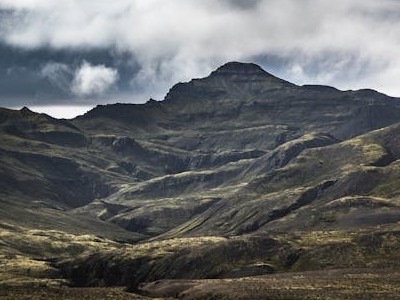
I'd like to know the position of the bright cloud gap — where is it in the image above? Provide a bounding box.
[13,105,94,119]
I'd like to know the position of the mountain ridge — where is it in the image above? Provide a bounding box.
[2,61,400,299]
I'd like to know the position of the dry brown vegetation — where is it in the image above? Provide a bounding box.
[139,269,400,300]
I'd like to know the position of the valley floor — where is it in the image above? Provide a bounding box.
[0,287,154,300]
[139,269,400,300]
[1,269,400,300]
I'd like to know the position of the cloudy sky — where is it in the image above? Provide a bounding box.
[0,0,400,118]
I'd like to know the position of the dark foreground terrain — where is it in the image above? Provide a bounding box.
[2,62,400,298]
[2,270,400,300]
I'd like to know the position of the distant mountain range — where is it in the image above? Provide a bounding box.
[2,62,400,299]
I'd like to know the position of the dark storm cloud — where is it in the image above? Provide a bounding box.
[1,0,400,110]
[0,42,140,105]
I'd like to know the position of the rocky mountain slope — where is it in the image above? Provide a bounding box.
[2,62,400,299]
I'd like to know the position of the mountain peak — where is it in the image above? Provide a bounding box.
[19,106,38,117]
[164,62,296,102]
[211,61,267,76]
[208,61,295,88]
